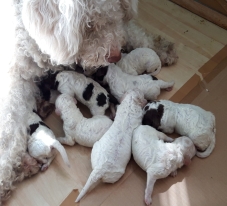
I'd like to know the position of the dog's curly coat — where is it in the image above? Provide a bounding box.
[0,0,178,203]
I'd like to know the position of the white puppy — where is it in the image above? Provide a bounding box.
[55,94,113,147]
[142,100,216,158]
[132,125,196,205]
[116,48,162,76]
[27,111,70,171]
[92,64,174,102]
[55,71,118,116]
[75,89,147,202]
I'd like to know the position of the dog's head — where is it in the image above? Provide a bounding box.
[28,126,70,167]
[174,136,196,166]
[22,0,138,70]
[142,101,164,130]
[121,89,147,108]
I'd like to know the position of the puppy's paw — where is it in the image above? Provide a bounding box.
[145,196,152,205]
[165,86,173,92]
[170,170,177,177]
[41,164,49,172]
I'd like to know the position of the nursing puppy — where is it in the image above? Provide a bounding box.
[132,125,196,205]
[92,64,174,102]
[116,48,162,76]
[27,111,70,171]
[142,100,216,158]
[55,71,119,116]
[55,94,113,147]
[75,89,147,202]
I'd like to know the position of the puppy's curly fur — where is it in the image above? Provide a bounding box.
[0,0,178,203]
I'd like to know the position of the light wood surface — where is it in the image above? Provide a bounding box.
[5,0,227,205]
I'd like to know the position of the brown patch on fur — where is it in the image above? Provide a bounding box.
[142,104,164,130]
[36,99,55,119]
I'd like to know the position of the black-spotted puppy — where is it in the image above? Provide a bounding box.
[132,125,196,205]
[55,71,118,116]
[142,100,216,158]
[27,111,70,171]
[92,64,174,102]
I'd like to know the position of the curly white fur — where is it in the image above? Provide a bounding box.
[75,89,147,202]
[1,0,178,203]
[132,125,196,205]
[116,48,162,76]
[27,111,70,171]
[56,71,111,116]
[142,100,216,158]
[55,94,113,147]
[95,64,174,102]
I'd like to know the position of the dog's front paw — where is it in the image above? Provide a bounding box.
[41,164,49,172]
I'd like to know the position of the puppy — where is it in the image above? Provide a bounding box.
[116,48,162,76]
[132,125,196,205]
[55,94,113,147]
[27,110,70,171]
[142,100,216,158]
[75,89,147,202]
[92,64,174,102]
[55,71,119,116]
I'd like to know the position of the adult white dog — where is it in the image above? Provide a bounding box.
[142,100,216,158]
[0,0,178,203]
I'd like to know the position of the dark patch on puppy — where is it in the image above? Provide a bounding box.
[108,94,119,105]
[29,123,39,135]
[151,75,158,80]
[142,104,164,130]
[39,121,50,130]
[97,93,107,106]
[83,83,94,101]
[92,66,108,82]
[144,105,149,111]
[53,80,59,90]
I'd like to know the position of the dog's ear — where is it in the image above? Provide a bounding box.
[92,66,108,82]
[108,94,119,105]
[142,106,162,130]
[120,0,138,21]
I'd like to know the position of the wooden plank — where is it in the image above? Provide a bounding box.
[170,0,227,30]
[198,0,227,16]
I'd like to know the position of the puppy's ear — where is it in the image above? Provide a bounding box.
[92,66,108,82]
[108,94,119,105]
[183,155,191,166]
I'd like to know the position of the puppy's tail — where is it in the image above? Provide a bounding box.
[52,140,70,167]
[75,168,102,202]
[196,130,216,158]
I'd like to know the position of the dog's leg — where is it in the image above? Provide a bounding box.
[57,136,75,146]
[157,80,175,91]
[157,131,173,142]
[170,170,178,177]
[144,172,156,206]
[124,21,178,66]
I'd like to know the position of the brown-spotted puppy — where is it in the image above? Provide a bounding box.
[142,100,216,158]
[27,110,70,171]
[92,64,174,102]
[55,71,119,116]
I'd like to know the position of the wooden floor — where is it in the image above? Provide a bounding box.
[5,0,227,205]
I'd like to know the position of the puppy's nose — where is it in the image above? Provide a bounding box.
[106,50,121,63]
